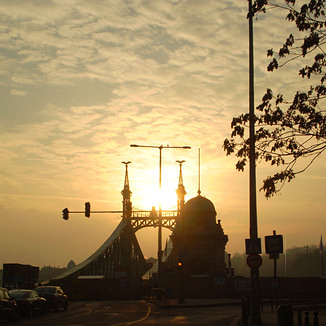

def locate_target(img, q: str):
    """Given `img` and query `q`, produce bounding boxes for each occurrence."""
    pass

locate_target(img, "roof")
[182,195,217,229]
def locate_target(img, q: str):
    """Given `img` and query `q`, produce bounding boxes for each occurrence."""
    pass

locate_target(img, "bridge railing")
[131,209,178,218]
[130,210,178,231]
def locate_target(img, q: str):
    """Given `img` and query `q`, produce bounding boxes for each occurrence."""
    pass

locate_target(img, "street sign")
[265,234,283,254]
[245,238,262,255]
[246,254,263,269]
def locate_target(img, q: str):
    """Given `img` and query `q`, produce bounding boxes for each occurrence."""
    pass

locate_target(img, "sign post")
[265,230,283,307]
[265,230,283,278]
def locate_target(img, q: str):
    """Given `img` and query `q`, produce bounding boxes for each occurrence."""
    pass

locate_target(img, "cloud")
[1,0,325,266]
[11,88,27,96]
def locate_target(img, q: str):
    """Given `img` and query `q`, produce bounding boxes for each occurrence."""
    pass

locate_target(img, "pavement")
[148,298,326,325]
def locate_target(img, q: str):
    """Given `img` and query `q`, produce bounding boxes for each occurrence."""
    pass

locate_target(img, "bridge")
[49,160,187,299]
[131,208,177,231]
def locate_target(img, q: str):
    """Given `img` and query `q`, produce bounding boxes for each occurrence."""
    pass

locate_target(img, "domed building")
[162,193,229,298]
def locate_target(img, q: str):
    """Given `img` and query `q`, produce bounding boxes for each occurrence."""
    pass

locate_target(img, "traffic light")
[62,208,69,220]
[177,260,183,270]
[85,202,91,218]
[231,268,235,277]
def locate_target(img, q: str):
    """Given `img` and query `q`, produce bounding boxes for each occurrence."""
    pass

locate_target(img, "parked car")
[9,289,47,317]
[0,287,18,322]
[34,286,68,311]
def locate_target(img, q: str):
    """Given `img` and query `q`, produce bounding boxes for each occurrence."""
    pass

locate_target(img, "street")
[3,300,241,326]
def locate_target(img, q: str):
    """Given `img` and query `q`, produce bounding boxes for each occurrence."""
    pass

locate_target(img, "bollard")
[277,304,293,326]
[298,310,302,326]
[305,311,310,326]
[313,311,318,326]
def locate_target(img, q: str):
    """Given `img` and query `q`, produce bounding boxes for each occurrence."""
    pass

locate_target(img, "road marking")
[111,306,151,325]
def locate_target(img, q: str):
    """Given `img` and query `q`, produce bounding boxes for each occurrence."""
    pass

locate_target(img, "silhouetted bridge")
[52,209,177,282]
[50,161,185,298]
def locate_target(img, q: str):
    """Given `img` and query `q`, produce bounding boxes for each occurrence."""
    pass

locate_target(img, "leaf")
[267,58,278,71]
[267,48,274,57]
[236,159,246,172]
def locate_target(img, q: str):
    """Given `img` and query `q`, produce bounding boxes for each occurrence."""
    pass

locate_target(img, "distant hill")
[67,260,76,270]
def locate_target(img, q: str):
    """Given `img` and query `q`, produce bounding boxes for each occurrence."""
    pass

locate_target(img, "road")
[4,300,241,325]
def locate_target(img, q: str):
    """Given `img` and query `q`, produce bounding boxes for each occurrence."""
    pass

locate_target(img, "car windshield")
[35,287,56,294]
[9,290,31,299]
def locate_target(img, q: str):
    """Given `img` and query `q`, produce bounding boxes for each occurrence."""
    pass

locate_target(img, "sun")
[145,184,178,210]
[134,166,179,211]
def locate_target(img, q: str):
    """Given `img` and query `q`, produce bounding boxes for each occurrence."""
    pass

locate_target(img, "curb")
[147,299,242,309]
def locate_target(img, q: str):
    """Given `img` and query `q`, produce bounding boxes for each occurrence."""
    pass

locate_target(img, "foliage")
[224,0,326,197]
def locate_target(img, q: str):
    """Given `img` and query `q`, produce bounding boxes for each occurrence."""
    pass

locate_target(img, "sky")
[1,0,325,269]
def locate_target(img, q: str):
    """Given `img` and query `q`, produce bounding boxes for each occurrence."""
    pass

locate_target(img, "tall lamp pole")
[248,0,261,324]
[130,144,191,287]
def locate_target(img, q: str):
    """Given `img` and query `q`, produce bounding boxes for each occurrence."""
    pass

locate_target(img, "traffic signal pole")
[62,206,122,220]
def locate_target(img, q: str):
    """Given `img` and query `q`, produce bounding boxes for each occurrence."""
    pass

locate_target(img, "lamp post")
[248,0,261,324]
[130,144,191,287]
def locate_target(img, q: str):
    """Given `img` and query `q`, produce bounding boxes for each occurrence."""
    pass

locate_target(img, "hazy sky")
[1,0,325,269]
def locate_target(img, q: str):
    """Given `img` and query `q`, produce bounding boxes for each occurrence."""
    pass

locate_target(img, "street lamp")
[248,0,261,324]
[130,144,191,287]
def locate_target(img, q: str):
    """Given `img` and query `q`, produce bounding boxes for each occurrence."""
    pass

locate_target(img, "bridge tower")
[176,160,186,216]
[121,161,132,219]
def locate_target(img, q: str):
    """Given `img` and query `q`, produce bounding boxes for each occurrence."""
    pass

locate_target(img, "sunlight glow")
[134,166,179,210]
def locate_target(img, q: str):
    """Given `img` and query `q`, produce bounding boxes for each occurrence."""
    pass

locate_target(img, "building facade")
[162,194,229,298]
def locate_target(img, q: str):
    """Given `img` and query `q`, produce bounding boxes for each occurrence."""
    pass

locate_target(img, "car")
[0,287,18,322]
[9,289,47,317]
[34,286,68,311]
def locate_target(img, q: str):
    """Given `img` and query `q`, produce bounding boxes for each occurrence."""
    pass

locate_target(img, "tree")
[224,0,326,198]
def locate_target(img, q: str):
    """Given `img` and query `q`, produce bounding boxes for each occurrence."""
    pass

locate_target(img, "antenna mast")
[198,148,201,195]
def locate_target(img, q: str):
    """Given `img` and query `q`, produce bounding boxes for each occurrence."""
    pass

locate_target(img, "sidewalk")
[151,298,241,308]
[239,309,326,326]
[148,298,326,325]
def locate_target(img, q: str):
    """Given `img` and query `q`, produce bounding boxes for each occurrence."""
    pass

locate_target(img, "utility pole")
[248,0,261,324]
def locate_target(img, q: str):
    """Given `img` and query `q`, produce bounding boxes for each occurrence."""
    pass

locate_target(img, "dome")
[184,195,216,215]
[181,194,217,230]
